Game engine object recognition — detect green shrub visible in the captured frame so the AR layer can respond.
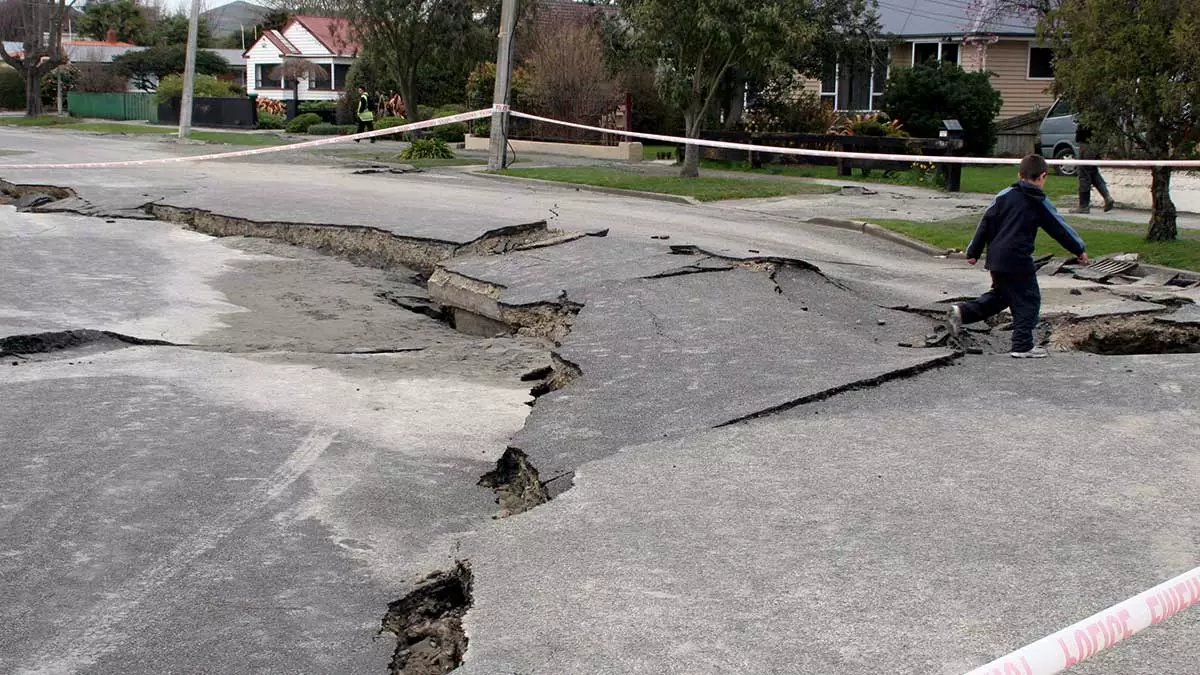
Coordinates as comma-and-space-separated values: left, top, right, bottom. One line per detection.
377, 116, 408, 130
471, 120, 490, 137
433, 103, 467, 117
155, 73, 236, 104
257, 112, 286, 129
286, 112, 322, 133
432, 122, 467, 143
416, 104, 436, 121
400, 138, 455, 160
881, 60, 1002, 155
0, 67, 24, 109
308, 122, 356, 135
299, 100, 337, 113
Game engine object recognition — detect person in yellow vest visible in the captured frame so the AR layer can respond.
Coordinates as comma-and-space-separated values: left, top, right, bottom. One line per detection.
355, 86, 376, 143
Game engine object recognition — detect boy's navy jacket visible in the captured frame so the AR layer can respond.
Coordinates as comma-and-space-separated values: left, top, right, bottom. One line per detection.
967, 181, 1087, 274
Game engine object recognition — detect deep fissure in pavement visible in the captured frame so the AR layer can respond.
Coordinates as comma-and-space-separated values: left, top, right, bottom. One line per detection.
477, 447, 551, 517
147, 204, 551, 276
380, 562, 473, 675
0, 329, 176, 357
1051, 314, 1200, 355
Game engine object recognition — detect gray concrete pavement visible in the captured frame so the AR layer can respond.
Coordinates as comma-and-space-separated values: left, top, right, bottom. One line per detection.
461, 353, 1200, 675
0, 210, 544, 674
3, 127, 1199, 675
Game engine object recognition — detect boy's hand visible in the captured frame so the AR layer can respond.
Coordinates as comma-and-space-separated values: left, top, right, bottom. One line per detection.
967, 258, 978, 265
1078, 252, 1091, 265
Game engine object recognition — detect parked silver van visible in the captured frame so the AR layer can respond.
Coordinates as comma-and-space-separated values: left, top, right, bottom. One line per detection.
1038, 99, 1079, 176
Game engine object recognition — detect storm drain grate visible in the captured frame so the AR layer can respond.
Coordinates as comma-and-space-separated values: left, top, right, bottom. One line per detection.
1072, 256, 1138, 282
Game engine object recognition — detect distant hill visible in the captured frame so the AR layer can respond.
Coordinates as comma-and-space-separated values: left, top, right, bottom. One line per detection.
202, 1, 272, 37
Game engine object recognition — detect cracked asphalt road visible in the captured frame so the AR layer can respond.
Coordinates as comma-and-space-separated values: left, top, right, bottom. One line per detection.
2, 128, 1199, 674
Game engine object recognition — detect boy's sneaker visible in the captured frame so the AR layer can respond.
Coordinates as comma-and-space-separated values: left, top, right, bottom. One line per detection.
946, 305, 963, 337
1011, 347, 1049, 359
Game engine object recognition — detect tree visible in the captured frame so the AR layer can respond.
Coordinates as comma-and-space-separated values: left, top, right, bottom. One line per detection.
270, 58, 328, 103
78, 0, 150, 44
524, 18, 619, 131
149, 13, 212, 47
0, 0, 69, 115
1044, 0, 1200, 242
614, 0, 877, 177
112, 45, 231, 91
881, 60, 1003, 155
316, 0, 493, 124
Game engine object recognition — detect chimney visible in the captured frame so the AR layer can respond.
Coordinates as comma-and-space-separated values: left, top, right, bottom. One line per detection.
105, 28, 117, 43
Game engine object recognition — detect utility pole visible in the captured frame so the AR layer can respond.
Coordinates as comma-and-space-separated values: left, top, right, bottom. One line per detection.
178, 0, 202, 140
487, 0, 518, 171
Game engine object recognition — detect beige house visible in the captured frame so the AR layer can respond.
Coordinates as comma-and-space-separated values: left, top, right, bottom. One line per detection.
809, 2, 1055, 122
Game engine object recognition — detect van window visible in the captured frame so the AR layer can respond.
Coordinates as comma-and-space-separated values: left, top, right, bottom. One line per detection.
1048, 99, 1073, 118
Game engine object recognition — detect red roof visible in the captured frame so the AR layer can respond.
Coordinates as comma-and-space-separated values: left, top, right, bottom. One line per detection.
290, 15, 359, 57
261, 29, 299, 56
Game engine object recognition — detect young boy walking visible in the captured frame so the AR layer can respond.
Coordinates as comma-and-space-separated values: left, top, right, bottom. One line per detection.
948, 154, 1090, 358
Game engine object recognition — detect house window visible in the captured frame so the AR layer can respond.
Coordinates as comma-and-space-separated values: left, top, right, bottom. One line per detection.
310, 65, 332, 90
334, 64, 351, 90
829, 51, 889, 112
912, 42, 960, 65
819, 62, 837, 108
257, 64, 281, 89
1028, 46, 1055, 79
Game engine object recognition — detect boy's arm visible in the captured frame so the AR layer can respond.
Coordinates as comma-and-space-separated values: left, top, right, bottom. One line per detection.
965, 209, 993, 263
1037, 196, 1088, 259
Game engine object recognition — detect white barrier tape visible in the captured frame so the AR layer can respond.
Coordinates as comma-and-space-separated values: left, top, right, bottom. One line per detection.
508, 110, 1200, 169
0, 109, 493, 170
4, 104, 1197, 171
964, 565, 1200, 675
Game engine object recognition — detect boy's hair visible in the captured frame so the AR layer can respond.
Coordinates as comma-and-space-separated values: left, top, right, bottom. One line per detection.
1019, 154, 1049, 180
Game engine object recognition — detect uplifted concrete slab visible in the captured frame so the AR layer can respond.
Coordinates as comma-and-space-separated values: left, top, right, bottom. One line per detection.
438, 236, 734, 308
462, 353, 1200, 675
1156, 303, 1200, 326
513, 267, 953, 491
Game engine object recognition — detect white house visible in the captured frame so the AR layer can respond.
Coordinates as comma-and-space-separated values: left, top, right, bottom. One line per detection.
243, 15, 358, 101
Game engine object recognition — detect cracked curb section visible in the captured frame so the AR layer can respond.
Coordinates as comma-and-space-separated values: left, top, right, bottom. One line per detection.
380, 562, 473, 675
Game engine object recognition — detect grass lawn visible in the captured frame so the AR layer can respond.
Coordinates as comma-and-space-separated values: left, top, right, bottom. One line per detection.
705, 159, 1079, 200
1, 116, 287, 146
643, 144, 677, 161
500, 166, 837, 202
871, 215, 1200, 271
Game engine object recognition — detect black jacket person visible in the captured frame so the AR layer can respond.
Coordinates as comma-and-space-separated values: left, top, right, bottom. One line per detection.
948, 154, 1089, 358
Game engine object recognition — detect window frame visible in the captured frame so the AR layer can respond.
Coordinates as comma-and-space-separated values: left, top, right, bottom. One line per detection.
911, 41, 962, 66
1027, 45, 1055, 80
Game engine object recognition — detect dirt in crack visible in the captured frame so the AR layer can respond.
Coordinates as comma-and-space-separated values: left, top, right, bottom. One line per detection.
380, 562, 473, 675
1051, 315, 1200, 355
1, 329, 176, 357
477, 447, 550, 517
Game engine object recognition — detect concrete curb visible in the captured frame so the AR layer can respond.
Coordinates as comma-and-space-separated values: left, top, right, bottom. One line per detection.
805, 217, 952, 257
470, 171, 701, 206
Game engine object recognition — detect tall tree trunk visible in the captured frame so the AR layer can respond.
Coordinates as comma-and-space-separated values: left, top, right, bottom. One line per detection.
681, 105, 701, 178
722, 75, 745, 130
1147, 166, 1178, 242
25, 69, 45, 116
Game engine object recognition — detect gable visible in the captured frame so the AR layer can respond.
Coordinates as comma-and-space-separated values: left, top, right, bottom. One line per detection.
282, 21, 331, 57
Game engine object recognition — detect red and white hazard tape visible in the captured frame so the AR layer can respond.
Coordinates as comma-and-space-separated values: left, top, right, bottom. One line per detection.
2, 104, 1199, 170
0, 109, 493, 170
964, 565, 1200, 675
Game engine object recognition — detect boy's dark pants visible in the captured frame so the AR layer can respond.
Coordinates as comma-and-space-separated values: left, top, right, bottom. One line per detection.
959, 271, 1041, 352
